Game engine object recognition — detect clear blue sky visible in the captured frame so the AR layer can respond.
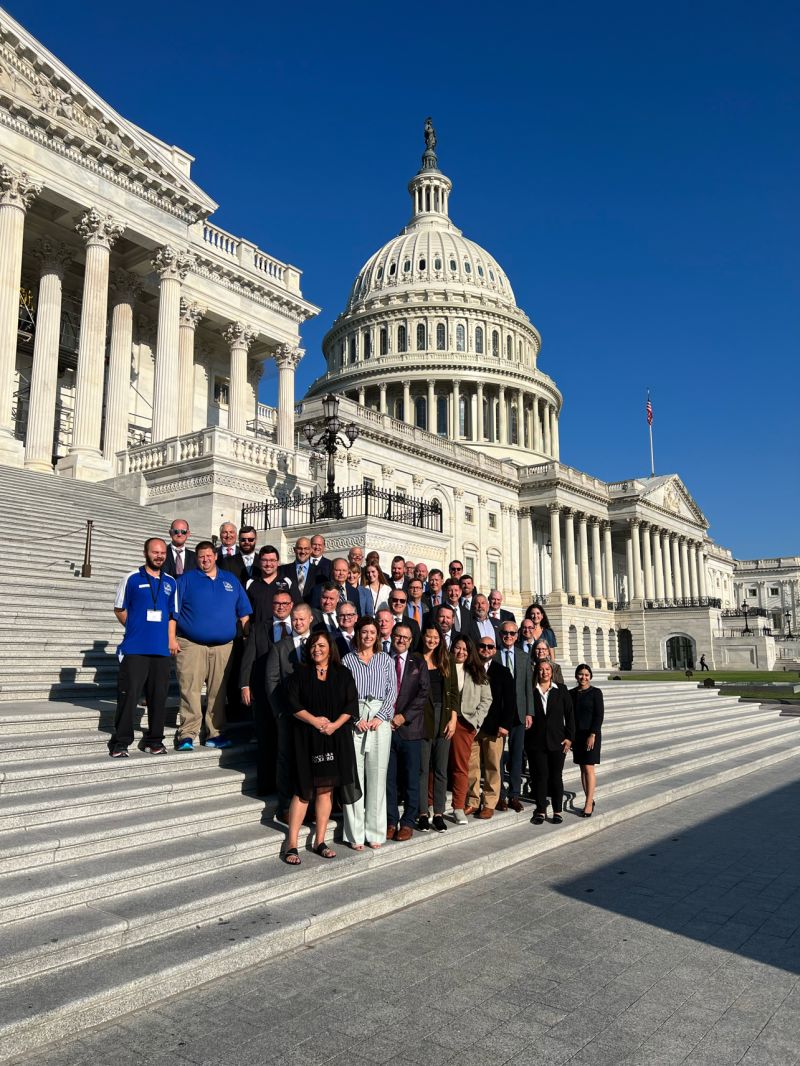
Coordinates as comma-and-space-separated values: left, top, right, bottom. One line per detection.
10, 1, 799, 558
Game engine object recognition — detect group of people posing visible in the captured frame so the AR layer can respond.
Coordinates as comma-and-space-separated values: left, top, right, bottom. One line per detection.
111, 523, 605, 865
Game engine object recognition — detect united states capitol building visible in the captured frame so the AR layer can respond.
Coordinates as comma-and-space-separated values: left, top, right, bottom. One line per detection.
1, 7, 796, 672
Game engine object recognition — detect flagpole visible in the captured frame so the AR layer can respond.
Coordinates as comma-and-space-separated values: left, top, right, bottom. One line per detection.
646, 391, 655, 477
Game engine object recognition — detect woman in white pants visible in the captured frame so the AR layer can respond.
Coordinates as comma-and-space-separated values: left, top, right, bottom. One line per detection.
342, 616, 397, 849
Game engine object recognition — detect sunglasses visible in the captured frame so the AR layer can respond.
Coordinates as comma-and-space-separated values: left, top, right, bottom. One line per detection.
501, 631, 518, 638
478, 643, 496, 650
170, 529, 188, 535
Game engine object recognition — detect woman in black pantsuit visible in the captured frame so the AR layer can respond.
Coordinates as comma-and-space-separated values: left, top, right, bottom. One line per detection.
525, 660, 575, 825
570, 663, 604, 817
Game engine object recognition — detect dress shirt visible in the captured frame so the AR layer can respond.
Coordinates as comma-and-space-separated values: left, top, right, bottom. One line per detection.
407, 602, 424, 627
223, 546, 236, 557
476, 617, 495, 639
240, 552, 256, 570
341, 651, 397, 720
381, 638, 392, 654
461, 596, 473, 612
535, 683, 551, 710
292, 632, 308, 655
339, 631, 355, 651
273, 619, 291, 642
324, 612, 338, 632
502, 648, 515, 676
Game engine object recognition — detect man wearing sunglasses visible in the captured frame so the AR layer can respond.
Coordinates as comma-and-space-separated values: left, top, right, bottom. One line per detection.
494, 624, 533, 812
387, 590, 420, 647
469, 636, 516, 818
162, 519, 196, 577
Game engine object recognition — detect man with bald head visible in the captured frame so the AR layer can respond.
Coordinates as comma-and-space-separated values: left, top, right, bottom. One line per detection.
279, 536, 314, 599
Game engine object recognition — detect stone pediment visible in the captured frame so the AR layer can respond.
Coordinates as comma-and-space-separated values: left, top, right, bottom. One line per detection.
0, 11, 217, 222
639, 474, 707, 526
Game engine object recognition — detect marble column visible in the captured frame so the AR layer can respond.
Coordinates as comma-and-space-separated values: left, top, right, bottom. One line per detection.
533, 398, 542, 453
427, 380, 435, 431
662, 530, 674, 600
578, 513, 591, 595
151, 246, 194, 442
564, 508, 578, 595
516, 388, 524, 446
223, 322, 257, 435
403, 380, 411, 424
625, 533, 635, 602
103, 270, 141, 465
552, 410, 560, 460
680, 538, 692, 601
379, 382, 387, 415
274, 343, 303, 449
602, 522, 614, 602
497, 386, 506, 444
641, 522, 654, 600
357, 385, 365, 407
25, 239, 72, 472
672, 535, 684, 599
543, 404, 552, 455
549, 504, 563, 593
476, 381, 484, 441
697, 547, 708, 598
630, 520, 644, 600
452, 380, 460, 438
591, 518, 603, 599
689, 541, 700, 600
652, 526, 665, 601
176, 299, 204, 437
518, 507, 534, 601
59, 208, 124, 479
0, 165, 41, 464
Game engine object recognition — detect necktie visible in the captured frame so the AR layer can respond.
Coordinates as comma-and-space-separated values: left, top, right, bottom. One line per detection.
505, 650, 514, 676
412, 604, 420, 625
327, 613, 336, 630
284, 621, 291, 637
383, 639, 390, 654
297, 565, 305, 592
339, 586, 347, 603
175, 551, 183, 576
227, 548, 233, 556
395, 654, 403, 698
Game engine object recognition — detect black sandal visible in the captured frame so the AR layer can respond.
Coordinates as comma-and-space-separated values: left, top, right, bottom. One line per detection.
532, 812, 545, 825
282, 847, 301, 865
552, 814, 563, 824
313, 841, 336, 859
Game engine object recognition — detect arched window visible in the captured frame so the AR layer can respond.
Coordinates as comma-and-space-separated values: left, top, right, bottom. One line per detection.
349, 336, 357, 363
506, 335, 512, 359
436, 323, 446, 350
363, 332, 371, 359
456, 324, 465, 351
397, 325, 407, 353
434, 256, 442, 271
414, 396, 427, 429
475, 326, 484, 354
418, 258, 426, 271
437, 396, 448, 435
464, 261, 472, 274
449, 258, 457, 271
491, 330, 499, 356
376, 266, 384, 281
403, 259, 411, 273
379, 327, 388, 356
416, 323, 426, 351
389, 261, 396, 276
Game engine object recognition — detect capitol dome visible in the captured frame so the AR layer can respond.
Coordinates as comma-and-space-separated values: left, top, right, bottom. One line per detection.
306, 121, 562, 462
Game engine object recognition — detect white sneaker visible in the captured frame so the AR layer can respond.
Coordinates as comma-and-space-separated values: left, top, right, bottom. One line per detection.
452, 809, 468, 825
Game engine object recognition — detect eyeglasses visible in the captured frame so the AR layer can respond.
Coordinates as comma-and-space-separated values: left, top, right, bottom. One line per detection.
338, 612, 357, 619
389, 598, 407, 604
501, 631, 518, 638
170, 529, 188, 536
240, 538, 256, 544
450, 566, 463, 572
478, 643, 496, 650
393, 635, 412, 642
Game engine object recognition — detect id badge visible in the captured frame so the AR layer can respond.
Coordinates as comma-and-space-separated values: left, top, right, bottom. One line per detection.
146, 609, 162, 622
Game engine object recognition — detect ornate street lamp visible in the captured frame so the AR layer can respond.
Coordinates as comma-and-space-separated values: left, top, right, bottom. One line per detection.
303, 393, 358, 519
786, 610, 793, 639
741, 599, 751, 635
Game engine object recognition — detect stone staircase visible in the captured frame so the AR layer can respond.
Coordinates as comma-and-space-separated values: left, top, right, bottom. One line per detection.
1, 681, 798, 1061
0, 466, 173, 701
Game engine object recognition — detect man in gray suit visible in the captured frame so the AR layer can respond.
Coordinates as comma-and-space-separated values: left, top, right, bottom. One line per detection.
494, 621, 533, 812
265, 602, 314, 822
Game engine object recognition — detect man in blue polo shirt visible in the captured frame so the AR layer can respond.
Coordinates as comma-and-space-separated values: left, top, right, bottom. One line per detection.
169, 540, 251, 751
110, 537, 175, 758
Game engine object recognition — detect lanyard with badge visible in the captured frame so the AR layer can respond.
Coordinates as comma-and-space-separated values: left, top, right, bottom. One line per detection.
146, 571, 164, 623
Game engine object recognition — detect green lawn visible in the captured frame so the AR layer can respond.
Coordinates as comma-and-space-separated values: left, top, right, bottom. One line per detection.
610, 670, 799, 683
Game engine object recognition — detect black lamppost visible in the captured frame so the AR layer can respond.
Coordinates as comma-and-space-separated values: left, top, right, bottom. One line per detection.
786, 610, 794, 639
303, 393, 358, 519
741, 599, 751, 635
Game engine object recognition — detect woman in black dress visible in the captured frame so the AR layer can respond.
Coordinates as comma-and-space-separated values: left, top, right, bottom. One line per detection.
417, 624, 458, 832
526, 659, 575, 825
570, 663, 604, 817
283, 631, 362, 864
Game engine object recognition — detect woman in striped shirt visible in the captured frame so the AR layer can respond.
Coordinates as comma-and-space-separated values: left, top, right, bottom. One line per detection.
342, 616, 398, 849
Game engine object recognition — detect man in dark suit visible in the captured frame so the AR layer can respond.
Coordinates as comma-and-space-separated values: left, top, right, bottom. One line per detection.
460, 574, 479, 614
386, 589, 421, 648
494, 622, 533, 812
388, 555, 410, 592
473, 595, 498, 642
162, 518, 196, 577
278, 537, 321, 601
470, 634, 516, 818
265, 603, 314, 820
405, 578, 429, 632
428, 604, 457, 650
386, 622, 430, 841
309, 558, 359, 609
488, 590, 514, 626
443, 579, 481, 645
316, 585, 342, 634
426, 568, 445, 609
335, 600, 358, 657
309, 534, 332, 582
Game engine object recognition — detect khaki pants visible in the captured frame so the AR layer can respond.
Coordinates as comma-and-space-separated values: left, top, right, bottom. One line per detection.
466, 730, 504, 810
175, 637, 233, 741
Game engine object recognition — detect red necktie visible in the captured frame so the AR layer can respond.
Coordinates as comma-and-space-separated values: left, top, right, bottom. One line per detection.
395, 655, 403, 704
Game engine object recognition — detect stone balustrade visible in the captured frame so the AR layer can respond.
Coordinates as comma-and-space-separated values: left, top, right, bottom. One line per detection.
118, 426, 298, 477
200, 221, 290, 286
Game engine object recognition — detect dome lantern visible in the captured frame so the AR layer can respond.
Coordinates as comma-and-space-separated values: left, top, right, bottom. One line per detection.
407, 117, 452, 224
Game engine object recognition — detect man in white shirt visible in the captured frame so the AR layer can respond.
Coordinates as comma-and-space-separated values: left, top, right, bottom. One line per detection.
414, 562, 429, 591
376, 607, 395, 654
389, 556, 409, 591
473, 595, 496, 641
335, 602, 358, 657
163, 518, 196, 577
319, 585, 340, 633
488, 589, 514, 625
460, 574, 477, 613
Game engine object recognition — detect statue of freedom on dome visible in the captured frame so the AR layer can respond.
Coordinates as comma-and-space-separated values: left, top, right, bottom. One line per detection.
424, 117, 437, 152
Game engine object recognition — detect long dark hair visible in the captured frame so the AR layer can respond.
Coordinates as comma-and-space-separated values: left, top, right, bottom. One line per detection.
452, 635, 486, 685
307, 629, 341, 666
421, 622, 450, 677
525, 602, 552, 629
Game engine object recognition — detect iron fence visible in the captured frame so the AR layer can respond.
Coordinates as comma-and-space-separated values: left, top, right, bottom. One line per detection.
242, 484, 443, 532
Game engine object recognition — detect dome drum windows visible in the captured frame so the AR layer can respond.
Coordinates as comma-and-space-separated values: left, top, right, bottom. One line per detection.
475, 326, 484, 354
416, 323, 427, 351
379, 327, 388, 356
418, 258, 426, 271
403, 259, 411, 273
434, 257, 442, 271
436, 323, 446, 351
455, 323, 465, 352
464, 261, 472, 274
449, 258, 457, 272
389, 262, 397, 276
349, 336, 357, 364
491, 329, 499, 357
363, 332, 372, 359
397, 324, 407, 353
506, 335, 512, 359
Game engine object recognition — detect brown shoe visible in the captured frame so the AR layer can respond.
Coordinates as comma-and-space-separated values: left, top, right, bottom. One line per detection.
496, 799, 509, 812
386, 824, 397, 840
463, 805, 479, 817
477, 807, 494, 819
395, 826, 414, 842
509, 798, 524, 813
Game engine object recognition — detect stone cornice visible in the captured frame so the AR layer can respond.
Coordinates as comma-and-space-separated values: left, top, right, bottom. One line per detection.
191, 253, 317, 325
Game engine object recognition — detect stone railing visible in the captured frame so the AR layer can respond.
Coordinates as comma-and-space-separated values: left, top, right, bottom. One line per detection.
118, 426, 299, 477
313, 349, 557, 388
518, 461, 610, 496
735, 557, 800, 569
196, 222, 299, 292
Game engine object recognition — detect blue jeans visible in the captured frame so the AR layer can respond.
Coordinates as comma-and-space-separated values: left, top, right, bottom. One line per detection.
386, 733, 422, 828
501, 721, 525, 800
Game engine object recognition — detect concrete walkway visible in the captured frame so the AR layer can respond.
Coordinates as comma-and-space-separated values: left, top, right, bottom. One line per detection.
13, 757, 800, 1066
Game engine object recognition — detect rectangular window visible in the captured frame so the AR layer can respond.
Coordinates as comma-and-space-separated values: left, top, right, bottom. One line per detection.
488, 512, 498, 529
213, 378, 229, 406
465, 555, 477, 577
748, 587, 757, 597
489, 562, 499, 590
363, 477, 375, 493
769, 586, 780, 596
464, 506, 474, 523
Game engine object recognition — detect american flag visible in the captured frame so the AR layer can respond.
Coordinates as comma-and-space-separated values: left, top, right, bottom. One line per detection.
646, 396, 653, 426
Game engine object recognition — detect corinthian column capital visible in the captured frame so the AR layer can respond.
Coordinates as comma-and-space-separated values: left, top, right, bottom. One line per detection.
110, 268, 142, 303
76, 207, 124, 249
274, 343, 304, 370
223, 321, 257, 351
151, 245, 195, 281
179, 297, 206, 330
32, 237, 73, 278
0, 165, 41, 209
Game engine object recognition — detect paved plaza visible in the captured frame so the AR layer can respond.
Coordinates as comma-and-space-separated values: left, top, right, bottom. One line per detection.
13, 757, 800, 1066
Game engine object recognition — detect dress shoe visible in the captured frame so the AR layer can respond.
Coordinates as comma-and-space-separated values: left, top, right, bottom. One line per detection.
395, 826, 414, 842
496, 799, 509, 812
431, 815, 447, 832
386, 824, 397, 840
463, 805, 479, 817
552, 813, 563, 824
509, 798, 524, 813
477, 807, 494, 820
416, 814, 430, 831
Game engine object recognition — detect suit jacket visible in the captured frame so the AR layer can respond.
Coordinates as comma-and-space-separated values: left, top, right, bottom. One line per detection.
239, 619, 287, 690
308, 556, 332, 581
489, 609, 514, 626
392, 651, 430, 741
405, 602, 429, 632
278, 560, 323, 601
494, 646, 534, 725
389, 614, 420, 648
527, 684, 575, 752
217, 549, 255, 586
308, 581, 360, 610
265, 639, 306, 718
449, 607, 481, 646
163, 546, 196, 577
481, 660, 517, 736
335, 630, 358, 659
